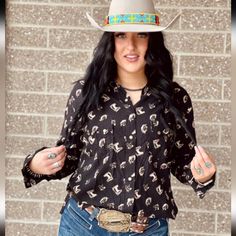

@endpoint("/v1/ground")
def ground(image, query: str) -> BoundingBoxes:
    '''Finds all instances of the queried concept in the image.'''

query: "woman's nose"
[126,36,136,50]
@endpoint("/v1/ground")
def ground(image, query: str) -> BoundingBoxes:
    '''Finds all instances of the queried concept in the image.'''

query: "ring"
[205,162,212,169]
[52,162,60,169]
[48,153,57,159]
[195,167,203,175]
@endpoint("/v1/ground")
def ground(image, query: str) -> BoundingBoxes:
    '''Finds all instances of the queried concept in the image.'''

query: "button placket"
[125,120,137,211]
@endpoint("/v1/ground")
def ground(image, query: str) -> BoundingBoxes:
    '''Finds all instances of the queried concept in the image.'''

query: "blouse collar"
[108,80,150,97]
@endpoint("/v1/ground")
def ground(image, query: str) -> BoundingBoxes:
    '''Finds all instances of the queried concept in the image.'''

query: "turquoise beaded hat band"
[104,13,160,27]
[86,0,180,32]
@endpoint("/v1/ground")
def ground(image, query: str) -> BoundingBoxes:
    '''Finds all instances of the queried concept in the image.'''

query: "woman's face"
[114,32,149,77]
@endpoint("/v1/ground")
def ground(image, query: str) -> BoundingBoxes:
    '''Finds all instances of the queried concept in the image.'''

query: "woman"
[22,0,216,235]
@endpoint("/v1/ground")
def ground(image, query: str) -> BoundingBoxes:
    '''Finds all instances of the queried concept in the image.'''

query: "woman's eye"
[138,33,149,38]
[115,33,126,39]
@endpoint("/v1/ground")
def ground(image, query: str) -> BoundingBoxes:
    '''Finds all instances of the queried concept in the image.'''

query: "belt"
[68,191,148,233]
[85,205,148,233]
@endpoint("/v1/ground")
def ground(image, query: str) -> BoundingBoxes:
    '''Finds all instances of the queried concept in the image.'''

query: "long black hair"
[72,31,196,144]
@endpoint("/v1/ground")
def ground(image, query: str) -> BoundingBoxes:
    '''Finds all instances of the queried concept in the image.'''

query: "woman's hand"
[29,145,67,175]
[190,145,216,184]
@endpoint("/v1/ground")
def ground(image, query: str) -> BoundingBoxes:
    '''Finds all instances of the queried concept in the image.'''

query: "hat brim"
[86,12,180,32]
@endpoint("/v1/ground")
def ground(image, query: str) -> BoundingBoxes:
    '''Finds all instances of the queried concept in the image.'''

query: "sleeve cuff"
[194,178,214,187]
[190,173,216,199]
[22,147,48,188]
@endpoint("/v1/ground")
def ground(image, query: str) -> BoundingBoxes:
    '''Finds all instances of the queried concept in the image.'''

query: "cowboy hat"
[86,0,180,32]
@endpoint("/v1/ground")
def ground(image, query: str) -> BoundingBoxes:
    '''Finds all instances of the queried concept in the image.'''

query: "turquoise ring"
[195,167,203,175]
[48,153,57,159]
[205,162,212,169]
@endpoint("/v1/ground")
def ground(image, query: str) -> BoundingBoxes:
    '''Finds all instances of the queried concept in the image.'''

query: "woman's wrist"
[194,178,214,186]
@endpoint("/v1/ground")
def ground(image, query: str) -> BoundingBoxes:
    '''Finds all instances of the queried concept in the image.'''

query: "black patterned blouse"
[22,79,214,219]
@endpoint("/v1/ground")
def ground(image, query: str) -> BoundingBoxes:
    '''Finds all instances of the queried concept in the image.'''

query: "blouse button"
[129,135,133,140]
[128,177,132,181]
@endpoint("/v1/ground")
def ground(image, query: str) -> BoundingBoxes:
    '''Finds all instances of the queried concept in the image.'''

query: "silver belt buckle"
[97,208,132,232]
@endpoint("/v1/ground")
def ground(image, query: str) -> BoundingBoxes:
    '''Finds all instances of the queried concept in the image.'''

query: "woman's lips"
[124,54,139,62]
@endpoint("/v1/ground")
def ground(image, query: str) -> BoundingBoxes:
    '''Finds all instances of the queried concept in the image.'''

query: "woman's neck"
[116,72,148,90]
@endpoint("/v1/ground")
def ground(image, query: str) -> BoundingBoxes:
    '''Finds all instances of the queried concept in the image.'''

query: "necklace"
[121,85,146,92]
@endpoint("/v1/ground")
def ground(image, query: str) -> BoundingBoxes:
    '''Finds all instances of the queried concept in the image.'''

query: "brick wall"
[5,0,231,235]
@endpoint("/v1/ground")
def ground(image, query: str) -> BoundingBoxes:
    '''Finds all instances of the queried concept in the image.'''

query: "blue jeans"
[58,197,169,236]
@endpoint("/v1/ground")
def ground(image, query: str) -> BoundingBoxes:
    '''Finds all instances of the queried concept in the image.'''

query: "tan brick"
[7,27,47,48]
[170,211,215,233]
[179,56,231,78]
[195,123,220,145]
[165,33,225,54]
[217,169,231,190]
[6,158,24,177]
[24,0,49,2]
[173,55,178,76]
[47,116,64,136]
[181,10,230,31]
[5,136,56,156]
[7,4,90,27]
[49,29,102,50]
[6,200,41,220]
[220,125,231,146]
[51,225,59,236]
[217,213,231,234]
[6,93,47,114]
[50,0,109,4]
[154,0,228,7]
[46,95,68,114]
[6,92,67,114]
[6,223,57,236]
[7,49,90,72]
[6,179,66,201]
[171,234,214,236]
[175,78,223,100]
[50,0,229,8]
[21,0,49,2]
[193,101,231,123]
[226,33,231,54]
[223,79,231,100]
[47,73,82,93]
[207,146,231,167]
[6,115,44,135]
[6,71,46,92]
[43,202,63,221]
[170,175,185,188]
[173,189,230,212]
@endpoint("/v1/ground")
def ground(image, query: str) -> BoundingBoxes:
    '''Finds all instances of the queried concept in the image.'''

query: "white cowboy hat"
[86,0,180,32]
